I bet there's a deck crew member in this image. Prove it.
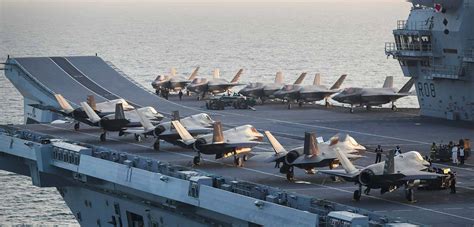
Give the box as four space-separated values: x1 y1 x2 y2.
459 145 465 165
375 145 383 163
430 142 437 160
394 146 402 156
178 90 183 101
451 144 459 165
449 172 457 194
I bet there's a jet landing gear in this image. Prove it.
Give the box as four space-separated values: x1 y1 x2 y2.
134 134 142 142
74 122 80 131
353 184 363 201
193 154 201 166
391 102 397 111
286 166 295 181
100 132 107 142
153 139 160 151
233 156 246 167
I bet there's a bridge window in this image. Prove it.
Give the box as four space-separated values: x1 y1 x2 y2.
126 211 144 227
395 34 431 51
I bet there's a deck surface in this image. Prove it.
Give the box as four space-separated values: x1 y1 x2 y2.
10 56 474 226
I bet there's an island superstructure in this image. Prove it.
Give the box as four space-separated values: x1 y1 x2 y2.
386 0 474 121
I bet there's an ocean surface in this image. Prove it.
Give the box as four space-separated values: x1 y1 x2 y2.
0 1 413 225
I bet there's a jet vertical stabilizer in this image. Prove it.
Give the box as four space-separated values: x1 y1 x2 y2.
398 78 415 94
293 72 307 85
231 69 244 83
383 76 394 88
114 103 125 120
87 95 97 110
136 109 155 131
275 71 284 84
335 149 358 174
55 94 75 113
213 69 220 79
188 67 200 80
264 131 287 154
80 102 101 123
171 120 196 145
313 73 321 86
330 74 347 90
303 132 319 156
383 150 396 174
212 122 224 143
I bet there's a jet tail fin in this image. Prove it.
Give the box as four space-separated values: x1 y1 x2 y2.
330 74 347 90
212 121 224 143
55 94 75 113
86 95 97 110
136 109 155 131
382 76 394 88
303 132 319 156
171 110 180 121
335 149 358 174
275 71 284 84
313 73 321 86
383 150 396 174
293 72 307 85
398 78 415 94
188 67 200 80
213 68 220 79
230 69 244 83
170 67 177 76
114 103 125 120
171 120 195 144
264 131 287 154
80 102 101 123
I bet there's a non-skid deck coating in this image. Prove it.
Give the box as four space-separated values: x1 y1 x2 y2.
10 56 474 226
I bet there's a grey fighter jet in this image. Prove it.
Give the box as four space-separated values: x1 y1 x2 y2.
259 131 365 181
332 76 415 113
129 110 215 150
273 74 347 109
172 120 264 166
319 150 443 202
32 94 163 131
239 71 307 103
80 101 167 142
151 67 200 92
186 68 244 99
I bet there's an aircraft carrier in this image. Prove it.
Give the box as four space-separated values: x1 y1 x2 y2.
1 1 474 226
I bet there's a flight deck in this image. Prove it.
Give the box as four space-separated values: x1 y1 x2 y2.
3 56 474 226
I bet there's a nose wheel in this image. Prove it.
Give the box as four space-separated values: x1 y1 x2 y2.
286 166 295 181
234 156 244 167
153 140 160 151
391 102 397 111
193 155 201 166
134 134 142 142
100 132 107 142
353 184 362 201
74 122 80 131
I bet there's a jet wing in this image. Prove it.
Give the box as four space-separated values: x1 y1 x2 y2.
318 169 360 181
186 127 214 135
122 127 146 134
29 104 68 115
200 141 261 150
251 152 286 163
400 170 445 181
